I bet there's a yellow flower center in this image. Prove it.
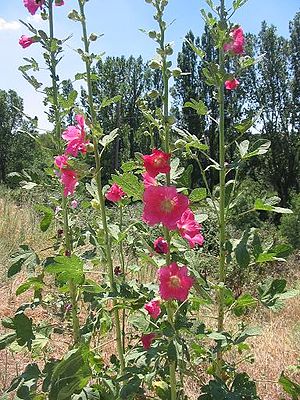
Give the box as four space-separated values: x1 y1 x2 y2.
161 199 175 213
169 275 181 288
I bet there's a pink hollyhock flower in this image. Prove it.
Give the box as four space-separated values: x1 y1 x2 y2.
54 154 68 169
105 183 126 202
153 237 169 254
158 262 194 302
71 199 78 209
177 209 204 249
61 169 78 197
143 149 171 177
224 26 245 55
62 114 89 157
145 299 161 319
143 186 189 230
142 172 157 188
19 35 35 49
23 0 45 15
141 333 156 350
225 79 240 90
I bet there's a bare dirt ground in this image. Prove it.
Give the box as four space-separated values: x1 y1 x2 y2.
0 197 299 399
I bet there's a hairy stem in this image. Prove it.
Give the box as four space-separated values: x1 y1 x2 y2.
217 0 226 374
157 3 176 398
77 0 125 373
49 0 80 345
119 205 126 352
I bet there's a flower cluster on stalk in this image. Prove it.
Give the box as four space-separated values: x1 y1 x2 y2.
224 26 245 90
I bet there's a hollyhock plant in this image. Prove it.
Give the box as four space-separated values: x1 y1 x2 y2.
158 262 194 302
19 35 35 49
143 148 171 177
105 183 126 202
23 0 45 15
177 209 204 249
141 333 156 350
62 114 89 157
144 299 161 319
143 186 189 230
224 26 245 55
225 78 240 90
142 172 157 188
153 236 169 254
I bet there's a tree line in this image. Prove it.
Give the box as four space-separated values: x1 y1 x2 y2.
1 12 299 205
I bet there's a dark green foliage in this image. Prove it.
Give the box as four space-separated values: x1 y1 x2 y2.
280 192 300 249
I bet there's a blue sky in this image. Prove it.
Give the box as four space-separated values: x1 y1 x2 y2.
0 0 299 130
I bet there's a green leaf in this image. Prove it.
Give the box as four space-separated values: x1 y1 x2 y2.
234 230 251 269
101 95 121 108
258 278 298 311
45 255 84 284
167 341 177 362
49 346 91 400
279 373 300 399
184 98 208 115
7 363 41 398
0 332 17 350
35 205 54 232
254 199 293 214
190 188 207 203
14 312 35 349
185 38 205 59
16 277 44 296
111 173 144 201
233 294 257 317
177 164 193 188
8 245 39 278
242 140 271 160
99 128 119 148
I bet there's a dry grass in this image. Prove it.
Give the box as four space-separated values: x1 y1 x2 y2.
0 191 299 399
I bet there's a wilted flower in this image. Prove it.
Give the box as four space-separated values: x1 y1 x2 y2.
144 299 161 319
141 333 156 350
177 209 204 248
105 183 126 202
23 0 45 15
153 237 169 254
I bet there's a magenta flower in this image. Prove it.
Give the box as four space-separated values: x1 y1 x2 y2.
177 209 204 249
158 262 194 302
143 149 171 177
105 183 126 202
143 186 189 230
141 333 156 350
142 172 157 188
144 299 161 319
19 35 35 49
54 155 78 197
23 0 45 15
153 237 169 254
61 169 78 197
54 154 68 169
225 79 240 90
62 114 89 157
224 27 245 55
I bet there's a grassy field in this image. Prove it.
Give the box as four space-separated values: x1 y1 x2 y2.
0 188 299 399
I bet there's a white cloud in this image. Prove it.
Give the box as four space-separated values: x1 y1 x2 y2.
0 17 21 31
26 14 45 25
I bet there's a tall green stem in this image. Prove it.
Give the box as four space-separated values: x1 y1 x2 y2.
77 0 125 373
157 3 176 398
49 0 80 345
217 0 226 372
119 205 126 352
